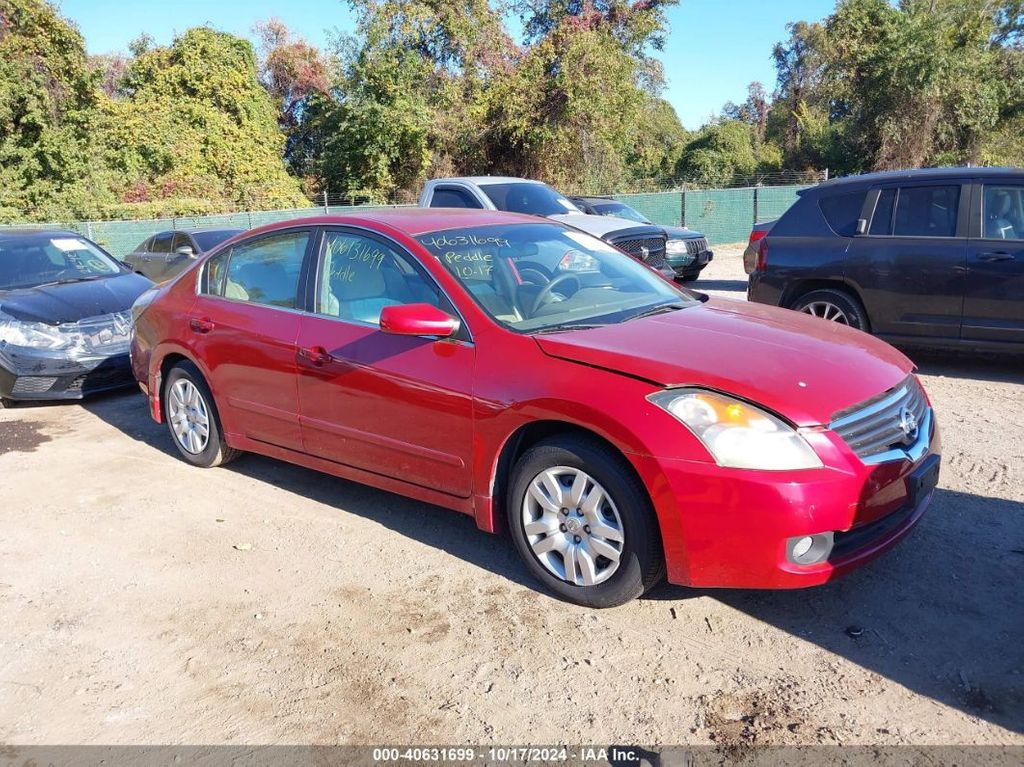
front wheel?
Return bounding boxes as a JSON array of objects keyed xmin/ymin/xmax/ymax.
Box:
[
  {"xmin": 791, "ymin": 288, "xmax": 870, "ymax": 331},
  {"xmin": 507, "ymin": 436, "xmax": 663, "ymax": 608},
  {"xmin": 163, "ymin": 361, "xmax": 241, "ymax": 468}
]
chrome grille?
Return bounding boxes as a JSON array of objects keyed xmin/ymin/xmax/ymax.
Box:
[
  {"xmin": 685, "ymin": 237, "xmax": 709, "ymax": 256},
  {"xmin": 611, "ymin": 236, "xmax": 667, "ymax": 269},
  {"xmin": 830, "ymin": 377, "xmax": 930, "ymax": 463}
]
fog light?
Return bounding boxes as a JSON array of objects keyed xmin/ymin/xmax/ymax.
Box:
[{"xmin": 787, "ymin": 532, "xmax": 834, "ymax": 565}]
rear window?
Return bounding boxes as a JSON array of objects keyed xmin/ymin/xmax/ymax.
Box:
[
  {"xmin": 893, "ymin": 185, "xmax": 960, "ymax": 238},
  {"xmin": 818, "ymin": 191, "xmax": 867, "ymax": 237},
  {"xmin": 430, "ymin": 188, "xmax": 483, "ymax": 209}
]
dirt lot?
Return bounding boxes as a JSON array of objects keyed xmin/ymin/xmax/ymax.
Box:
[{"xmin": 1, "ymin": 245, "xmax": 1021, "ymax": 747}]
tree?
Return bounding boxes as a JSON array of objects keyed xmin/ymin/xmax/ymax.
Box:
[
  {"xmin": 0, "ymin": 0, "xmax": 116, "ymax": 220},
  {"xmin": 100, "ymin": 27, "xmax": 307, "ymax": 212},
  {"xmin": 675, "ymin": 119, "xmax": 780, "ymax": 186}
]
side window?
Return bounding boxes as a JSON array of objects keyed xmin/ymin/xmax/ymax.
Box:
[
  {"xmin": 869, "ymin": 189, "xmax": 896, "ymax": 235},
  {"xmin": 818, "ymin": 191, "xmax": 867, "ymax": 236},
  {"xmin": 893, "ymin": 185, "xmax": 961, "ymax": 238},
  {"xmin": 151, "ymin": 233, "xmax": 173, "ymax": 253},
  {"xmin": 135, "ymin": 237, "xmax": 152, "ymax": 253},
  {"xmin": 430, "ymin": 187, "xmax": 482, "ymax": 209},
  {"xmin": 983, "ymin": 185, "xmax": 1024, "ymax": 240},
  {"xmin": 170, "ymin": 232, "xmax": 190, "ymax": 252},
  {"xmin": 316, "ymin": 231, "xmax": 441, "ymax": 325},
  {"xmin": 216, "ymin": 230, "xmax": 309, "ymax": 308}
]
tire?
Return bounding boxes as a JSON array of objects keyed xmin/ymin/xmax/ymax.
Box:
[
  {"xmin": 163, "ymin": 361, "xmax": 241, "ymax": 468},
  {"xmin": 0, "ymin": 398, "xmax": 11, "ymax": 409},
  {"xmin": 507, "ymin": 436, "xmax": 663, "ymax": 608},
  {"xmin": 791, "ymin": 288, "xmax": 870, "ymax": 331}
]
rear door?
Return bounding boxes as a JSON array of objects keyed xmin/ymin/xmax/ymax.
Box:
[
  {"xmin": 847, "ymin": 182, "xmax": 968, "ymax": 341},
  {"xmin": 141, "ymin": 232, "xmax": 174, "ymax": 280},
  {"xmin": 190, "ymin": 227, "xmax": 315, "ymax": 450},
  {"xmin": 963, "ymin": 181, "xmax": 1024, "ymax": 345}
]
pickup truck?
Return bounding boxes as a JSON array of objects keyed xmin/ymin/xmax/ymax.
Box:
[{"xmin": 418, "ymin": 177, "xmax": 671, "ymax": 276}]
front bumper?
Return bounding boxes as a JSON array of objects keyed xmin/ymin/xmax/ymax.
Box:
[
  {"xmin": 667, "ymin": 248, "xmax": 713, "ymax": 276},
  {"xmin": 631, "ymin": 417, "xmax": 941, "ymax": 589},
  {"xmin": 0, "ymin": 346, "xmax": 135, "ymax": 402}
]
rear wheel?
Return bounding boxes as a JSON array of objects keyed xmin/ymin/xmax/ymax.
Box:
[
  {"xmin": 507, "ymin": 436, "xmax": 663, "ymax": 608},
  {"xmin": 163, "ymin": 361, "xmax": 240, "ymax": 468},
  {"xmin": 791, "ymin": 288, "xmax": 870, "ymax": 331},
  {"xmin": 0, "ymin": 398, "xmax": 12, "ymax": 409}
]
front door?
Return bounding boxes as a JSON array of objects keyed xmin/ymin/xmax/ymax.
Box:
[
  {"xmin": 848, "ymin": 183, "xmax": 968, "ymax": 341},
  {"xmin": 142, "ymin": 232, "xmax": 174, "ymax": 281},
  {"xmin": 296, "ymin": 228, "xmax": 475, "ymax": 498},
  {"xmin": 963, "ymin": 182, "xmax": 1024, "ymax": 345},
  {"xmin": 190, "ymin": 228, "xmax": 314, "ymax": 450}
]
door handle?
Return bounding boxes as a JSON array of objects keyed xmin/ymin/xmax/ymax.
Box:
[
  {"xmin": 189, "ymin": 317, "xmax": 215, "ymax": 334},
  {"xmin": 297, "ymin": 345, "xmax": 333, "ymax": 367},
  {"xmin": 977, "ymin": 251, "xmax": 1014, "ymax": 262}
]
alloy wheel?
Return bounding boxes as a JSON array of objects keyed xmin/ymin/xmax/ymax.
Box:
[
  {"xmin": 168, "ymin": 379, "xmax": 211, "ymax": 455},
  {"xmin": 521, "ymin": 466, "xmax": 625, "ymax": 587},
  {"xmin": 800, "ymin": 301, "xmax": 850, "ymax": 324}
]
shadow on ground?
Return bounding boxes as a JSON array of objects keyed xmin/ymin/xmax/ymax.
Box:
[
  {"xmin": 83, "ymin": 389, "xmax": 1023, "ymax": 734},
  {"xmin": 911, "ymin": 349, "xmax": 1024, "ymax": 384}
]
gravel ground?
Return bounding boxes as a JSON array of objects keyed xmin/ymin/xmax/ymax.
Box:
[{"xmin": 0, "ymin": 245, "xmax": 1021, "ymax": 747}]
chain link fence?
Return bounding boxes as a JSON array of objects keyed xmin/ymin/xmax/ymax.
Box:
[{"xmin": 1, "ymin": 178, "xmax": 821, "ymax": 257}]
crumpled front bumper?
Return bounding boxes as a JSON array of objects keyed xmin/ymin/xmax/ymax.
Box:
[{"xmin": 0, "ymin": 345, "xmax": 135, "ymax": 401}]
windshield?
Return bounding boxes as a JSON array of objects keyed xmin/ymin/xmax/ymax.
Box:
[
  {"xmin": 0, "ymin": 234, "xmax": 122, "ymax": 291},
  {"xmin": 192, "ymin": 230, "xmax": 241, "ymax": 252},
  {"xmin": 418, "ymin": 223, "xmax": 694, "ymax": 332},
  {"xmin": 480, "ymin": 183, "xmax": 580, "ymax": 217},
  {"xmin": 593, "ymin": 202, "xmax": 651, "ymax": 224}
]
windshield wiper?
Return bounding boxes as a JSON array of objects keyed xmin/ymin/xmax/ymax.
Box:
[
  {"xmin": 530, "ymin": 322, "xmax": 610, "ymax": 335},
  {"xmin": 35, "ymin": 275, "xmax": 104, "ymax": 288},
  {"xmin": 628, "ymin": 303, "xmax": 687, "ymax": 322}
]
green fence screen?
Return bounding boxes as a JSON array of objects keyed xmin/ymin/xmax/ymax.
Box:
[{"xmin": 2, "ymin": 184, "xmax": 810, "ymax": 257}]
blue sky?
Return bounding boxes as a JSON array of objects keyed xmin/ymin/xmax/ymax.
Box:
[{"xmin": 58, "ymin": 0, "xmax": 835, "ymax": 130}]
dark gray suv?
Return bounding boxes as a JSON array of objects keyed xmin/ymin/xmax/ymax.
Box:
[{"xmin": 747, "ymin": 167, "xmax": 1024, "ymax": 351}]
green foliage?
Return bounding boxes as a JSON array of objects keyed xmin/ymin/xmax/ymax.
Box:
[
  {"xmin": 761, "ymin": 0, "xmax": 1024, "ymax": 175},
  {"xmin": 676, "ymin": 120, "xmax": 781, "ymax": 186},
  {"xmin": 0, "ymin": 0, "xmax": 115, "ymax": 221},
  {"xmin": 0, "ymin": 2, "xmax": 304, "ymax": 222},
  {"xmin": 101, "ymin": 27, "xmax": 306, "ymax": 210}
]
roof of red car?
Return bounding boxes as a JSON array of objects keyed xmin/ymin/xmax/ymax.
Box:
[{"xmin": 248, "ymin": 208, "xmax": 540, "ymax": 239}]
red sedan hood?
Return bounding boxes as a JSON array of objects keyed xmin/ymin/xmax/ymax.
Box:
[{"xmin": 534, "ymin": 298, "xmax": 914, "ymax": 427}]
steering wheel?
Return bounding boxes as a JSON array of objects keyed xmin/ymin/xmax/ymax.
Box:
[{"xmin": 529, "ymin": 272, "xmax": 581, "ymax": 317}]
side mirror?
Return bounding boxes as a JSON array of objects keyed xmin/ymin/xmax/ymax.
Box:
[
  {"xmin": 174, "ymin": 245, "xmax": 195, "ymax": 257},
  {"xmin": 380, "ymin": 303, "xmax": 460, "ymax": 338},
  {"xmin": 855, "ymin": 218, "xmax": 868, "ymax": 236}
]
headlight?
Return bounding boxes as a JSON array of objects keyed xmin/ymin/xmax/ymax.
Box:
[
  {"xmin": 0, "ymin": 317, "xmax": 70, "ymax": 350},
  {"xmin": 665, "ymin": 239, "xmax": 692, "ymax": 257},
  {"xmin": 648, "ymin": 388, "xmax": 823, "ymax": 470},
  {"xmin": 0, "ymin": 311, "xmax": 131, "ymax": 357}
]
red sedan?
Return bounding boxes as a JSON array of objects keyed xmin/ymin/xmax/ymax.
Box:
[{"xmin": 131, "ymin": 210, "xmax": 940, "ymax": 607}]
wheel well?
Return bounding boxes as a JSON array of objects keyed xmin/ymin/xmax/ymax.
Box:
[
  {"xmin": 490, "ymin": 420, "xmax": 648, "ymax": 532},
  {"xmin": 782, "ymin": 279, "xmax": 862, "ymax": 310},
  {"xmin": 157, "ymin": 353, "xmax": 191, "ymax": 418}
]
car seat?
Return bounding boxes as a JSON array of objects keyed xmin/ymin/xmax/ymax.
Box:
[
  {"xmin": 327, "ymin": 252, "xmax": 403, "ymax": 324},
  {"xmin": 986, "ymin": 191, "xmax": 1017, "ymax": 239},
  {"xmin": 234, "ymin": 260, "xmax": 293, "ymax": 307}
]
